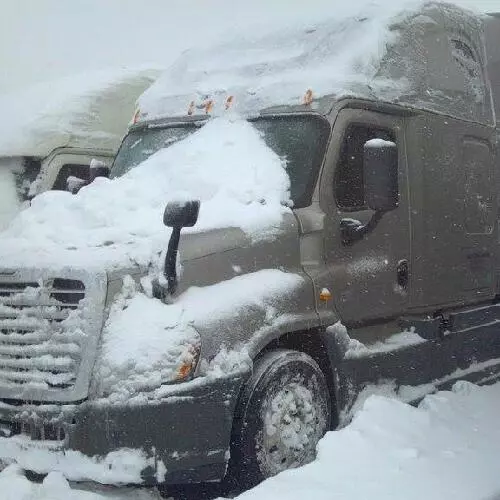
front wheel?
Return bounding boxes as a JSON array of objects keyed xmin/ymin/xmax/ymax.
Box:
[{"xmin": 229, "ymin": 349, "xmax": 331, "ymax": 489}]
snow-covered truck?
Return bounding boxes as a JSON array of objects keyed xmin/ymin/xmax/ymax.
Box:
[
  {"xmin": 0, "ymin": 69, "xmax": 158, "ymax": 231},
  {"xmin": 0, "ymin": 1, "xmax": 500, "ymax": 492}
]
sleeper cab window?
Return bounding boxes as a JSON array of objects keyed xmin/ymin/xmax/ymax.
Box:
[
  {"xmin": 450, "ymin": 38, "xmax": 485, "ymax": 101},
  {"xmin": 334, "ymin": 124, "xmax": 397, "ymax": 211}
]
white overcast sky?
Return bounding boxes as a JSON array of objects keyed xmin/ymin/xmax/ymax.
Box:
[{"xmin": 1, "ymin": 0, "xmax": 500, "ymax": 94}]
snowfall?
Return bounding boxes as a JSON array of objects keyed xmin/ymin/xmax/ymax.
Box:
[{"xmin": 2, "ymin": 0, "xmax": 500, "ymax": 499}]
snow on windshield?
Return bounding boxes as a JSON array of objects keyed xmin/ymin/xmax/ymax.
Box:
[
  {"xmin": 137, "ymin": 1, "xmax": 423, "ymax": 120},
  {"xmin": 0, "ymin": 116, "xmax": 291, "ymax": 270}
]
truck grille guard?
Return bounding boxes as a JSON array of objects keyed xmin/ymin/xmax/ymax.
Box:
[{"xmin": 0, "ymin": 269, "xmax": 106, "ymax": 403}]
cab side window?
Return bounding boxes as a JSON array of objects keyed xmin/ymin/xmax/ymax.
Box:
[
  {"xmin": 450, "ymin": 38, "xmax": 485, "ymax": 101},
  {"xmin": 334, "ymin": 124, "xmax": 396, "ymax": 211},
  {"xmin": 52, "ymin": 164, "xmax": 90, "ymax": 191}
]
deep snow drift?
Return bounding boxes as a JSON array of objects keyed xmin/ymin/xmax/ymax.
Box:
[
  {"xmin": 0, "ymin": 116, "xmax": 291, "ymax": 270},
  {"xmin": 231, "ymin": 381, "xmax": 500, "ymax": 500}
]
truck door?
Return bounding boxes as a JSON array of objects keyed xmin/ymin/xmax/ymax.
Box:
[{"xmin": 320, "ymin": 108, "xmax": 410, "ymax": 325}]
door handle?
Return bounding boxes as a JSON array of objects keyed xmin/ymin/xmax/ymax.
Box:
[{"xmin": 397, "ymin": 259, "xmax": 409, "ymax": 288}]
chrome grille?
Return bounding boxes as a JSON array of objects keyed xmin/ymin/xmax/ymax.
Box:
[
  {"xmin": 0, "ymin": 419, "xmax": 66, "ymax": 442},
  {"xmin": 0, "ymin": 279, "xmax": 86, "ymax": 391}
]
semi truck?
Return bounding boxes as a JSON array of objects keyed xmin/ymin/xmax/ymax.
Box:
[{"xmin": 0, "ymin": 1, "xmax": 499, "ymax": 492}]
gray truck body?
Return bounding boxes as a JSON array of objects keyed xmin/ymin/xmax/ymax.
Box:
[{"xmin": 0, "ymin": 1, "xmax": 500, "ymax": 487}]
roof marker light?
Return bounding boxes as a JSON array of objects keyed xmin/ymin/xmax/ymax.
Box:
[
  {"xmin": 204, "ymin": 99, "xmax": 214, "ymax": 114},
  {"xmin": 303, "ymin": 89, "xmax": 313, "ymax": 106},
  {"xmin": 225, "ymin": 95, "xmax": 234, "ymax": 110}
]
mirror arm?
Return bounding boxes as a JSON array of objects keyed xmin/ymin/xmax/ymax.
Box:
[
  {"xmin": 341, "ymin": 211, "xmax": 385, "ymax": 246},
  {"xmin": 164, "ymin": 226, "xmax": 182, "ymax": 294},
  {"xmin": 152, "ymin": 200, "xmax": 200, "ymax": 301}
]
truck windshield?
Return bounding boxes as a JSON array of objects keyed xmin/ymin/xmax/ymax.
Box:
[{"xmin": 111, "ymin": 115, "xmax": 330, "ymax": 208}]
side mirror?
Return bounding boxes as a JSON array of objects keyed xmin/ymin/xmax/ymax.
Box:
[
  {"xmin": 89, "ymin": 159, "xmax": 110, "ymax": 183},
  {"xmin": 66, "ymin": 176, "xmax": 87, "ymax": 194},
  {"xmin": 163, "ymin": 200, "xmax": 200, "ymax": 228},
  {"xmin": 363, "ymin": 139, "xmax": 398, "ymax": 212},
  {"xmin": 155, "ymin": 200, "xmax": 200, "ymax": 298}
]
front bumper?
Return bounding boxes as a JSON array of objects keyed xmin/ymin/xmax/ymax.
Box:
[{"xmin": 0, "ymin": 371, "xmax": 248, "ymax": 485}]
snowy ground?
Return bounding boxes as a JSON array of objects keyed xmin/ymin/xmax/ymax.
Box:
[
  {"xmin": 233, "ymin": 381, "xmax": 500, "ymax": 500},
  {"xmin": 1, "ymin": 380, "xmax": 500, "ymax": 499}
]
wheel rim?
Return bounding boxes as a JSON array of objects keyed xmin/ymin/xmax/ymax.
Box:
[{"xmin": 255, "ymin": 375, "xmax": 329, "ymax": 477}]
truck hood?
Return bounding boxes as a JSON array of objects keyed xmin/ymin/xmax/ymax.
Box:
[
  {"xmin": 172, "ymin": 212, "xmax": 302, "ymax": 294},
  {"xmin": 0, "ymin": 116, "xmax": 292, "ymax": 273},
  {"xmin": 105, "ymin": 211, "xmax": 301, "ymax": 291}
]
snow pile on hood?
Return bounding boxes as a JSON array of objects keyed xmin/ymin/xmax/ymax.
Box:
[
  {"xmin": 137, "ymin": 1, "xmax": 424, "ymax": 119},
  {"xmin": 94, "ymin": 270, "xmax": 301, "ymax": 403},
  {"xmin": 0, "ymin": 67, "xmax": 159, "ymax": 158},
  {"xmin": 233, "ymin": 380, "xmax": 500, "ymax": 500},
  {"xmin": 0, "ymin": 116, "xmax": 291, "ymax": 271}
]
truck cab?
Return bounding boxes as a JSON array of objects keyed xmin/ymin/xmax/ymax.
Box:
[{"xmin": 0, "ymin": 2, "xmax": 499, "ymax": 493}]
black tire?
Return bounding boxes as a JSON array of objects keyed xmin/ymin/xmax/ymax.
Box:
[{"xmin": 228, "ymin": 349, "xmax": 331, "ymax": 490}]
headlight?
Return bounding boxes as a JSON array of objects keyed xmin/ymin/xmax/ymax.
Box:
[{"xmin": 96, "ymin": 293, "xmax": 202, "ymax": 399}]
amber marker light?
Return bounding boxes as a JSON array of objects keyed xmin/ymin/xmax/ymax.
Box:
[
  {"xmin": 174, "ymin": 343, "xmax": 201, "ymax": 382},
  {"xmin": 176, "ymin": 360, "xmax": 194, "ymax": 381},
  {"xmin": 319, "ymin": 288, "xmax": 332, "ymax": 302},
  {"xmin": 303, "ymin": 89, "xmax": 313, "ymax": 105},
  {"xmin": 204, "ymin": 99, "xmax": 214, "ymax": 114},
  {"xmin": 132, "ymin": 108, "xmax": 141, "ymax": 124},
  {"xmin": 225, "ymin": 95, "xmax": 234, "ymax": 110}
]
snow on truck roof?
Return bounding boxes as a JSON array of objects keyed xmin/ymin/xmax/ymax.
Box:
[
  {"xmin": 137, "ymin": 1, "xmax": 490, "ymax": 125},
  {"xmin": 0, "ymin": 67, "xmax": 160, "ymax": 158}
]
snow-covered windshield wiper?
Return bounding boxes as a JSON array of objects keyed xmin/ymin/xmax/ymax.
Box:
[{"xmin": 111, "ymin": 124, "xmax": 197, "ymax": 178}]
